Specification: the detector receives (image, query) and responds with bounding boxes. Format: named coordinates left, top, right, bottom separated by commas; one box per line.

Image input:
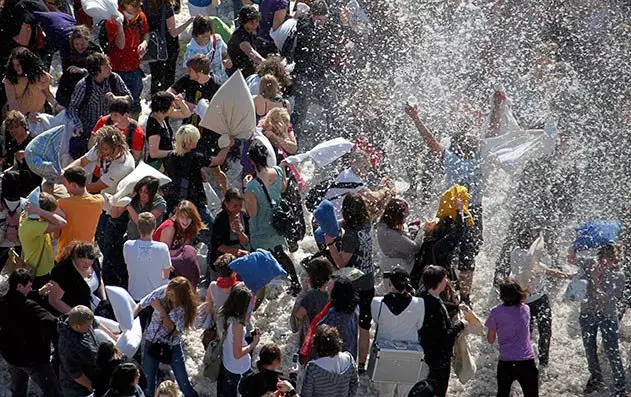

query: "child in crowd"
left=183, top=15, right=232, bottom=85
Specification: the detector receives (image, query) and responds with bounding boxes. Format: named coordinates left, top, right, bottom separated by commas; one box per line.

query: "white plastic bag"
left=453, top=330, right=476, bottom=384
left=564, top=274, right=588, bottom=302
left=81, top=0, right=123, bottom=23
left=203, top=182, right=222, bottom=215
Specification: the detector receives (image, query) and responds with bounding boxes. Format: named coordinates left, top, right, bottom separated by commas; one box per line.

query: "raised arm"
left=404, top=103, right=444, bottom=157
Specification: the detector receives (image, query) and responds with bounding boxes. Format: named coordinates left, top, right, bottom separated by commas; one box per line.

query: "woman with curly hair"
left=246, top=55, right=292, bottom=96
left=135, top=277, right=199, bottom=397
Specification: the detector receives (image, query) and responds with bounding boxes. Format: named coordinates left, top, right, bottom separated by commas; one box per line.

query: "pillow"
left=106, top=286, right=136, bottom=331
left=116, top=318, right=142, bottom=357
left=573, top=220, right=621, bottom=252
left=33, top=11, right=76, bottom=51
left=314, top=200, right=338, bottom=237
left=228, top=249, right=287, bottom=292
left=81, top=0, right=123, bottom=23
left=314, top=227, right=325, bottom=245
left=110, top=161, right=171, bottom=207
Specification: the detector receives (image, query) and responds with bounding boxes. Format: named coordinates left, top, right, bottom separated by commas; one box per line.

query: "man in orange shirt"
left=56, top=166, right=104, bottom=261
left=104, top=0, right=149, bottom=114
left=90, top=98, right=145, bottom=162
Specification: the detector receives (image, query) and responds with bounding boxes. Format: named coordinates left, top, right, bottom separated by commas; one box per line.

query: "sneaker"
left=357, top=363, right=366, bottom=376
left=584, top=375, right=604, bottom=394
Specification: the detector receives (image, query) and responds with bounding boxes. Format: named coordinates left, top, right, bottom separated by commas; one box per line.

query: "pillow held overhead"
left=110, top=161, right=171, bottom=206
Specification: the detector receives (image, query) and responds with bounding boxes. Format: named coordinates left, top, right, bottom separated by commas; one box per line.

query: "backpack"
left=203, top=329, right=225, bottom=381
left=97, top=16, right=143, bottom=56
left=104, top=116, right=143, bottom=153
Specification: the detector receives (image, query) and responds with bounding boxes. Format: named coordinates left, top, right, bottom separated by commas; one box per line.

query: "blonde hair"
left=258, top=74, right=281, bottom=100
left=137, top=212, right=157, bottom=235
left=260, top=107, right=290, bottom=137
left=156, top=380, right=181, bottom=397
left=174, top=125, right=201, bottom=156
left=4, top=110, right=27, bottom=130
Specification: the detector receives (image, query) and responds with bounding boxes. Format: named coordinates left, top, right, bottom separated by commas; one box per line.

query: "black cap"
left=310, top=0, right=329, bottom=16
left=384, top=266, right=413, bottom=292
left=238, top=5, right=260, bottom=24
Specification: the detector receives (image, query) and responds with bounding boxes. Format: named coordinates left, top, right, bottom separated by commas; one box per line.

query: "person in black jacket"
left=238, top=343, right=284, bottom=397
left=0, top=269, right=61, bottom=397
left=210, top=188, right=250, bottom=274
left=418, top=265, right=468, bottom=397
left=93, top=341, right=147, bottom=397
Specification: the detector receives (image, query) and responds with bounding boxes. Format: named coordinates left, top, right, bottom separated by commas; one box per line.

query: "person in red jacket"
left=105, top=0, right=149, bottom=114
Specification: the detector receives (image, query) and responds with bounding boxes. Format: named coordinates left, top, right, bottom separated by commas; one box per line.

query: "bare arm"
left=65, top=156, right=92, bottom=170
left=239, top=41, right=264, bottom=65
left=244, top=190, right=257, bottom=217
left=167, top=15, right=194, bottom=38
left=294, top=306, right=307, bottom=320
left=404, top=103, right=444, bottom=157
left=272, top=9, right=287, bottom=30
left=109, top=205, right=128, bottom=219
left=3, top=80, right=28, bottom=113
left=266, top=129, right=297, bottom=154
left=487, top=328, right=497, bottom=344
left=73, top=374, right=93, bottom=391
left=166, top=96, right=192, bottom=120
left=232, top=324, right=259, bottom=360
left=87, top=180, right=109, bottom=194
left=114, top=19, right=125, bottom=50
left=152, top=300, right=176, bottom=333
left=148, top=135, right=172, bottom=159
left=159, top=224, right=176, bottom=249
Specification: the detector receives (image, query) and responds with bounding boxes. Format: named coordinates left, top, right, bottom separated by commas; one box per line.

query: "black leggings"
left=497, top=359, right=539, bottom=397
left=149, top=55, right=178, bottom=95
left=527, top=295, right=552, bottom=366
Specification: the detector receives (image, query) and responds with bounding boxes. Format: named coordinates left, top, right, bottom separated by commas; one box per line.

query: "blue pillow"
left=573, top=220, right=621, bottom=252
left=314, top=227, right=325, bottom=245
left=229, top=249, right=287, bottom=292
left=34, top=11, right=76, bottom=51
left=314, top=200, right=338, bottom=237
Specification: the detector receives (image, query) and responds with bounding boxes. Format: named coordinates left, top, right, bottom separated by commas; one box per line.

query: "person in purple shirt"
left=256, top=0, right=289, bottom=56
left=486, top=280, right=538, bottom=397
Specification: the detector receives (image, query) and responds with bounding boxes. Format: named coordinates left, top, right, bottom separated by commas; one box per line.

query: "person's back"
left=124, top=239, right=171, bottom=300
left=486, top=303, right=533, bottom=361
left=371, top=294, right=424, bottom=343
left=245, top=165, right=286, bottom=250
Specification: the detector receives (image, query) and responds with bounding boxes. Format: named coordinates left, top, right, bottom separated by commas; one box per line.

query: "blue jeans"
left=143, top=342, right=199, bottom=397
left=116, top=68, right=144, bottom=114
left=579, top=311, right=626, bottom=393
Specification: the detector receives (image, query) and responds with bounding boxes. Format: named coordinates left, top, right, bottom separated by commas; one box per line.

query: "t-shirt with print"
left=485, top=304, right=534, bottom=361
left=56, top=194, right=104, bottom=261
left=340, top=225, right=374, bottom=291
left=170, top=75, right=220, bottom=127
left=145, top=116, right=174, bottom=164
left=18, top=212, right=54, bottom=277
left=140, top=285, right=186, bottom=345
left=123, top=239, right=171, bottom=301
left=0, top=199, right=27, bottom=248
left=105, top=11, right=149, bottom=72
left=84, top=146, right=135, bottom=213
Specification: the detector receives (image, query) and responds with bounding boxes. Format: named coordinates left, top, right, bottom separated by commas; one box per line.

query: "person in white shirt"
left=123, top=212, right=172, bottom=329
left=66, top=125, right=136, bottom=287
left=371, top=267, right=425, bottom=397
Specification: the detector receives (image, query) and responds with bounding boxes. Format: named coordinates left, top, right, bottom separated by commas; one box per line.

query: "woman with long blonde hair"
left=135, top=277, right=199, bottom=397
left=260, top=107, right=297, bottom=156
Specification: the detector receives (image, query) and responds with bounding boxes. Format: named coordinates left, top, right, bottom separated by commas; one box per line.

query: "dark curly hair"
left=5, top=47, right=47, bottom=85
left=499, top=279, right=527, bottom=306
left=306, top=257, right=334, bottom=289
left=330, top=278, right=358, bottom=314
left=380, top=198, right=408, bottom=229
left=313, top=324, right=342, bottom=358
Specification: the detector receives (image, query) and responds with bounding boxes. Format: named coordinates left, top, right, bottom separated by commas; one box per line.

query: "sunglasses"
left=76, top=253, right=96, bottom=261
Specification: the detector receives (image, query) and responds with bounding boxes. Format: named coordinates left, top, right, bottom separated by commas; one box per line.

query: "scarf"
left=217, top=274, right=238, bottom=289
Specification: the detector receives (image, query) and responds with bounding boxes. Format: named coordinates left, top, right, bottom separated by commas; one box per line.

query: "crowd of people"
left=0, top=0, right=629, bottom=396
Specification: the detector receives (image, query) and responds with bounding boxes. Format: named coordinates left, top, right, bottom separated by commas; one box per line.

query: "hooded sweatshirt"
left=301, top=352, right=358, bottom=397
left=57, top=315, right=99, bottom=397
left=182, top=34, right=229, bottom=84
left=371, top=293, right=424, bottom=343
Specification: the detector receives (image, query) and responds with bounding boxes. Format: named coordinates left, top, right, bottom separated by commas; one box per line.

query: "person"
left=155, top=380, right=180, bottom=397
left=259, top=108, right=296, bottom=158
left=0, top=269, right=61, bottom=397
left=60, top=25, right=102, bottom=71
left=256, top=0, right=289, bottom=57
left=145, top=91, right=192, bottom=170
left=18, top=192, right=67, bottom=286
left=0, top=171, right=27, bottom=270
left=370, top=267, right=425, bottom=397
left=49, top=241, right=105, bottom=314
left=91, top=98, right=146, bottom=162
left=244, top=143, right=301, bottom=294
left=154, top=200, right=205, bottom=252
left=376, top=198, right=423, bottom=273
left=509, top=228, right=570, bottom=368
left=57, top=305, right=101, bottom=397
left=67, top=52, right=132, bottom=159
left=182, top=15, right=232, bottom=85
left=245, top=55, right=292, bottom=97
left=104, top=0, right=150, bottom=113
left=292, top=257, right=334, bottom=345
left=409, top=199, right=466, bottom=291
left=103, top=363, right=145, bottom=397
left=217, top=284, right=260, bottom=397
left=136, top=277, right=200, bottom=397
left=210, top=188, right=250, bottom=266
left=201, top=253, right=243, bottom=346
left=418, top=265, right=467, bottom=397
left=254, top=76, right=292, bottom=121
left=67, top=125, right=135, bottom=287
left=318, top=276, right=359, bottom=359
left=300, top=324, right=359, bottom=397
left=324, top=193, right=374, bottom=373
left=405, top=103, right=483, bottom=305
left=486, top=280, right=538, bottom=397
left=57, top=166, right=105, bottom=261
left=143, top=0, right=194, bottom=94
left=3, top=47, right=56, bottom=128
left=123, top=212, right=172, bottom=302
left=111, top=176, right=167, bottom=240
left=93, top=341, right=146, bottom=397
left=227, top=6, right=263, bottom=78
left=1, top=110, right=42, bottom=196
left=579, top=244, right=628, bottom=396
left=238, top=343, right=284, bottom=397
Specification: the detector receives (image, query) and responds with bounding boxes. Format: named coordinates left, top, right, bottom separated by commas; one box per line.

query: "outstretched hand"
left=404, top=102, right=420, bottom=121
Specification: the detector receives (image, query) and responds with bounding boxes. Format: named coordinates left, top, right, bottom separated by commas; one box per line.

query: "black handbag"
left=143, top=7, right=168, bottom=63
left=256, top=175, right=299, bottom=241
left=147, top=322, right=175, bottom=364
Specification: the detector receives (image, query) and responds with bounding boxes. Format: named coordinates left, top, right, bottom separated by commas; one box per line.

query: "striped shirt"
left=68, top=73, right=131, bottom=134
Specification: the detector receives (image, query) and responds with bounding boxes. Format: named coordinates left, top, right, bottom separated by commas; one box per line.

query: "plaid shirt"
left=68, top=73, right=131, bottom=134
left=140, top=285, right=186, bottom=346
left=24, top=124, right=67, bottom=181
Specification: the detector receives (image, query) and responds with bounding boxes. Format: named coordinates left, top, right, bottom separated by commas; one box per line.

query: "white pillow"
left=106, top=286, right=136, bottom=331
left=110, top=161, right=171, bottom=207
left=117, top=318, right=142, bottom=357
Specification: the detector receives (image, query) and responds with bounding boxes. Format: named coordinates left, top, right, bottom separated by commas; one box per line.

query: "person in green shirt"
left=18, top=192, right=67, bottom=287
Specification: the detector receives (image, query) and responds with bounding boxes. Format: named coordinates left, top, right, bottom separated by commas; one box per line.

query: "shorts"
left=358, top=288, right=375, bottom=330
left=457, top=205, right=483, bottom=271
